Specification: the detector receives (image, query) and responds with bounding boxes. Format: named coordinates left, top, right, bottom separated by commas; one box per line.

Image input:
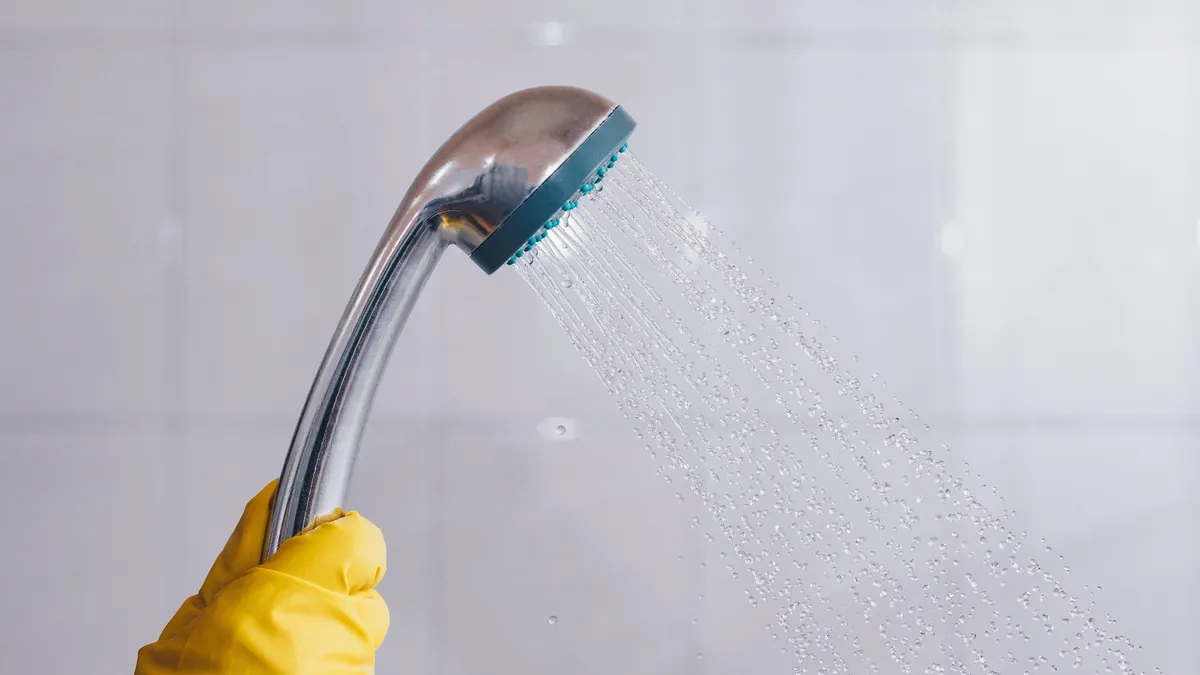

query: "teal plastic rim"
left=469, top=106, right=636, bottom=274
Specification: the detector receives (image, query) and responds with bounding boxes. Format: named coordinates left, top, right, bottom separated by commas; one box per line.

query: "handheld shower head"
left=263, top=86, right=636, bottom=560
left=383, top=85, right=635, bottom=274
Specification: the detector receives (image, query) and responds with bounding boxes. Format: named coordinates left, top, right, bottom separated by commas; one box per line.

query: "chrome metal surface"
left=402, top=85, right=616, bottom=254
left=263, top=85, right=619, bottom=560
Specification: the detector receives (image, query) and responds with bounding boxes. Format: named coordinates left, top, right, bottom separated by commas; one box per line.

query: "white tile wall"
left=0, top=46, right=171, bottom=421
left=180, top=46, right=381, bottom=422
left=0, top=2, right=1197, bottom=674
left=1059, top=513, right=1200, bottom=674
left=425, top=424, right=693, bottom=675
left=953, top=41, right=1200, bottom=419
left=0, top=432, right=170, bottom=673
left=691, top=41, right=956, bottom=416
left=0, top=0, right=168, bottom=33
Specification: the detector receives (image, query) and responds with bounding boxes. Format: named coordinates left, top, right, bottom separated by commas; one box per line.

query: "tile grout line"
left=5, top=412, right=1200, bottom=435
left=162, top=0, right=189, bottom=613
left=4, top=25, right=1200, bottom=50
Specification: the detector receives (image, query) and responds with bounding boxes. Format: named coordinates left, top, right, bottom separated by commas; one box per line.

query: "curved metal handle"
left=262, top=215, right=446, bottom=560
left=261, top=86, right=625, bottom=561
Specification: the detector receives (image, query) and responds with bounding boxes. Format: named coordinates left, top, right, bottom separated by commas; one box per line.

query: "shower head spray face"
left=264, top=85, right=635, bottom=560
left=503, top=140, right=629, bottom=267
left=399, top=85, right=636, bottom=274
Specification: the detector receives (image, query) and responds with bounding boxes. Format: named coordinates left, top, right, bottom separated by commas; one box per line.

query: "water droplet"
left=554, top=424, right=567, bottom=436
left=548, top=615, right=558, bottom=625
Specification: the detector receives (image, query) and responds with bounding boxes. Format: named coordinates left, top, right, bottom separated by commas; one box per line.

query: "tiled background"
left=1, top=1, right=1198, bottom=673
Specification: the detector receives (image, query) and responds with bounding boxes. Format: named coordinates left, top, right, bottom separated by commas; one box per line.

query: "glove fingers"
left=355, top=588, right=391, bottom=649
left=197, top=479, right=278, bottom=607
left=150, top=479, right=278, bottom=643
left=261, top=511, right=387, bottom=596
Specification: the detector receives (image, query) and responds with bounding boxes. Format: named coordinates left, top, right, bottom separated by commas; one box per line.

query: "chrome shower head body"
left=263, top=86, right=635, bottom=559
left=396, top=85, right=634, bottom=272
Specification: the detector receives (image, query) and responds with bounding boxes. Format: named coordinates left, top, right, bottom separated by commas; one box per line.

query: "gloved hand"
left=135, top=480, right=389, bottom=674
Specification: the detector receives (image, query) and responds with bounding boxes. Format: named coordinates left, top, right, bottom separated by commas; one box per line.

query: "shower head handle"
left=263, top=86, right=635, bottom=560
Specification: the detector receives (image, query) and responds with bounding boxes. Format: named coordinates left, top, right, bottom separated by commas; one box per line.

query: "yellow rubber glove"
left=135, top=481, right=389, bottom=674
